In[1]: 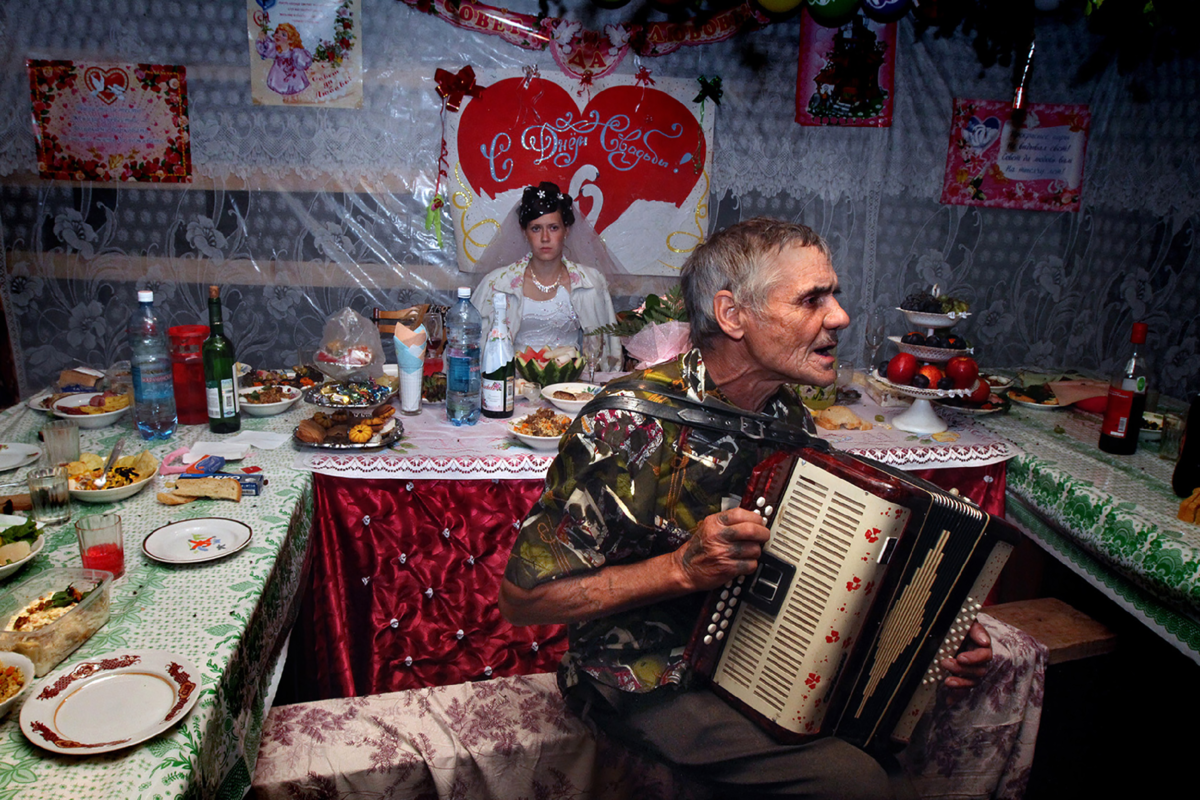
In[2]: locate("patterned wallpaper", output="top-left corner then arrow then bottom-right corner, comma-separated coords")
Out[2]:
1,1 -> 1197,401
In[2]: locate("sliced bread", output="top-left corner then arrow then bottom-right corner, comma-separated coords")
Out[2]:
172,477 -> 242,502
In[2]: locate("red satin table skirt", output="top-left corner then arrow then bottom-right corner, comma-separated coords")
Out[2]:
295,475 -> 567,700
292,463 -> 1005,700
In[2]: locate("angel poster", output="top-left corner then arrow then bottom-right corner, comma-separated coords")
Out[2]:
247,0 -> 362,108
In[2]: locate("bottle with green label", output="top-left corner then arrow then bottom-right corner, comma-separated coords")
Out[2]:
203,285 -> 241,434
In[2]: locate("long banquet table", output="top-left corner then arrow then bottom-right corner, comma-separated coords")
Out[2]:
0,402 -> 314,800
975,405 -> 1200,663
287,385 -> 1021,699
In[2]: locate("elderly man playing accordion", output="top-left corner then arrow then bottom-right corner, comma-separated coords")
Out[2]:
500,218 -> 1039,800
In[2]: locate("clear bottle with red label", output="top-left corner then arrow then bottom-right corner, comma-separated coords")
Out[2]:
1098,322 -> 1149,455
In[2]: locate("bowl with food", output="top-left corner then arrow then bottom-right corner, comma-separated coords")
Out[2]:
51,392 -> 131,429
509,408 -> 573,451
67,451 -> 159,503
238,385 -> 303,417
0,651 -> 36,721
0,567 -> 112,676
1140,412 -> 1164,442
541,383 -> 601,415
0,515 -> 45,582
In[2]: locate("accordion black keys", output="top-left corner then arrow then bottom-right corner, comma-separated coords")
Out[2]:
684,446 -> 1020,751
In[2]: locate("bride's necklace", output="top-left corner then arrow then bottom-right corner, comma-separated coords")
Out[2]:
528,264 -> 563,294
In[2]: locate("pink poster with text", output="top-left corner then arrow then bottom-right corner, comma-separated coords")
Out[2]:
28,60 -> 191,183
941,99 -> 1090,212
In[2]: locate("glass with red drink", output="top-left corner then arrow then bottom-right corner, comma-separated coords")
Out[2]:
75,513 -> 124,579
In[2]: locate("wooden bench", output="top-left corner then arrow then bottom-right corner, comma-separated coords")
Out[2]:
983,597 -> 1116,665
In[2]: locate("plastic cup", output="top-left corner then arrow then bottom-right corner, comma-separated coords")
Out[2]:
169,325 -> 209,425
41,420 -> 80,466
75,513 -> 124,579
28,466 -> 70,525
400,368 -> 423,415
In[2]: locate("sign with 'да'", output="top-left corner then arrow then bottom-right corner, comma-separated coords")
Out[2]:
447,70 -> 715,276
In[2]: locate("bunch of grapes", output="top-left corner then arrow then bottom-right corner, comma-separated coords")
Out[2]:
900,291 -> 941,313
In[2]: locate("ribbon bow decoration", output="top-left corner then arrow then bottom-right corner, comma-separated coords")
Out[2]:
693,75 -> 723,106
435,65 -> 484,112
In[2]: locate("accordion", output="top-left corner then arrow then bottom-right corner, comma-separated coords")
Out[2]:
684,445 -> 1019,752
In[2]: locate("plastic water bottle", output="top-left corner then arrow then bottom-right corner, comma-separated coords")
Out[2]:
128,290 -> 178,440
445,287 -> 482,426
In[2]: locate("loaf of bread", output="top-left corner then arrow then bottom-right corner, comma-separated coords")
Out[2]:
1179,488 -> 1200,525
171,477 -> 242,502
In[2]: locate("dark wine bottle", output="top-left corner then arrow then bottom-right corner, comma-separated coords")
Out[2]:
203,285 -> 241,434
1172,394 -> 1200,497
1099,322 -> 1148,455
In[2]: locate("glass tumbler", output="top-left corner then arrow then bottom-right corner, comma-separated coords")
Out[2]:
28,465 -> 71,525
75,513 -> 125,579
42,420 -> 80,466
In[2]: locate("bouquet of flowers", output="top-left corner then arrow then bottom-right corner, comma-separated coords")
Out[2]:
593,285 -> 690,369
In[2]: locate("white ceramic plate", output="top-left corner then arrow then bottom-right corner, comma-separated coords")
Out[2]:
0,651 -> 36,721
0,443 -> 40,472
540,382 -> 602,414
871,370 -> 973,401
142,517 -> 253,564
508,412 -> 572,451
26,392 -> 55,412
69,465 -> 158,504
237,385 -> 303,417
897,308 -> 971,329
20,649 -> 200,754
51,394 -> 129,429
0,514 -> 46,581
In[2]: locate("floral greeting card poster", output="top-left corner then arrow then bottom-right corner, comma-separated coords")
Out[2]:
247,0 -> 362,108
941,99 -> 1090,212
27,60 -> 191,183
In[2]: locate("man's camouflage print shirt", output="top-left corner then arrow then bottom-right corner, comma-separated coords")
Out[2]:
504,349 -> 813,693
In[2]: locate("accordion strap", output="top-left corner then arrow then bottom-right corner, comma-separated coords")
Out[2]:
582,379 -> 829,453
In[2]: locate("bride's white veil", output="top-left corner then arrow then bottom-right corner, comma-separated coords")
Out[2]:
464,199 -> 629,276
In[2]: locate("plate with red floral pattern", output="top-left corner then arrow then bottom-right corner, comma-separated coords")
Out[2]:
20,650 -> 200,754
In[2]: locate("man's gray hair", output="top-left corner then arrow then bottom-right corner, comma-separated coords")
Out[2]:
681,217 -> 832,349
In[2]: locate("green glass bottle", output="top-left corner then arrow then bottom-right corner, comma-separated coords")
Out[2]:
203,285 -> 241,433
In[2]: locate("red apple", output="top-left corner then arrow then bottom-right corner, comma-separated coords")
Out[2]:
917,364 -> 945,386
887,353 -> 918,385
968,378 -> 991,404
946,356 -> 980,390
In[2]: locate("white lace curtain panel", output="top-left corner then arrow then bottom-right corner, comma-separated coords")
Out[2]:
1,0 -> 1197,398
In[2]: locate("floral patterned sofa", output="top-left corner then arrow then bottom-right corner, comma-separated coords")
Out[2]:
250,614 -> 1045,800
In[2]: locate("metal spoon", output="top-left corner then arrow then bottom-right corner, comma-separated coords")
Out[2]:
92,437 -> 125,490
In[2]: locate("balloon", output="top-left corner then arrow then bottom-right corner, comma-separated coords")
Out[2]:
862,0 -> 910,22
805,0 -> 861,27
757,0 -> 806,14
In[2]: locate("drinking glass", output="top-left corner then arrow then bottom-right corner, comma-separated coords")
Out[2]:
864,308 -> 887,373
28,466 -> 70,525
582,333 -> 603,383
75,513 -> 124,579
41,420 -> 80,466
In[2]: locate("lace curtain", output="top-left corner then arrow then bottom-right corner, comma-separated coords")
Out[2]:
1,1 -> 1196,398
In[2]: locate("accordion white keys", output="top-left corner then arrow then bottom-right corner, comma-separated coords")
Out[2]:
684,446 -> 1019,752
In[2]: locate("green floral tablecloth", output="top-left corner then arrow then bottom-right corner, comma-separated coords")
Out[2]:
977,406 -> 1200,657
0,403 -> 313,800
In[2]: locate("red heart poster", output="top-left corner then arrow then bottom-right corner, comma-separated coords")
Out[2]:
448,71 -> 714,276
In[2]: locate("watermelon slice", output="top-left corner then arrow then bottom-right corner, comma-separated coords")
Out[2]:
515,345 -> 584,385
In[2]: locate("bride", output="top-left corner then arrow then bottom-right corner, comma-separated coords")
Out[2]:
471,182 -> 621,368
